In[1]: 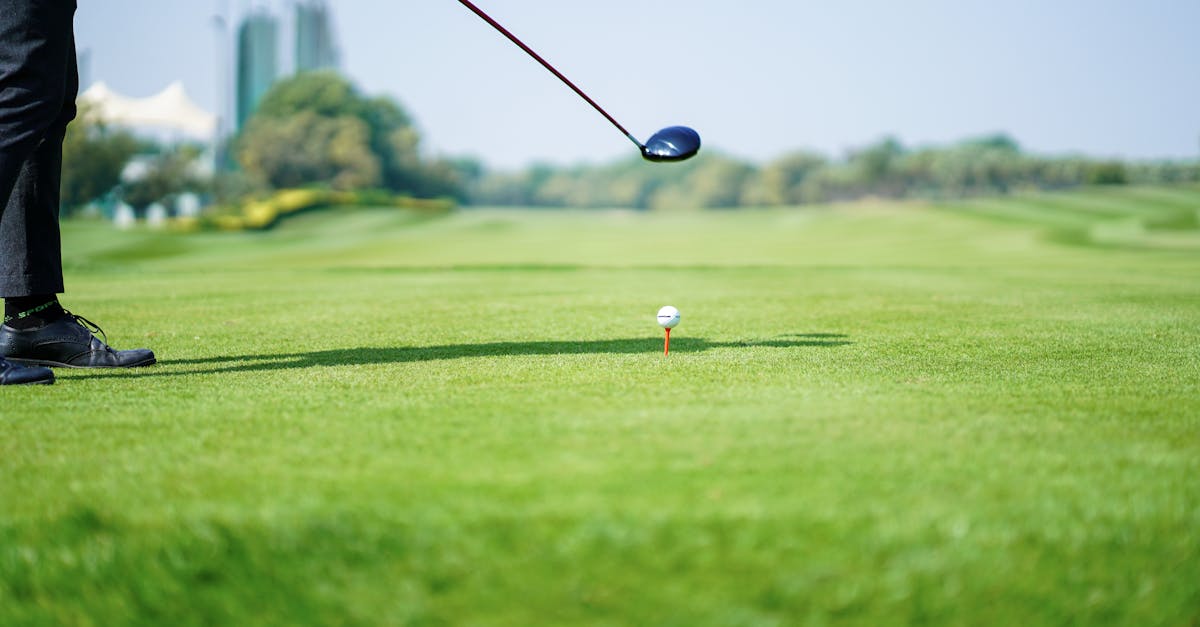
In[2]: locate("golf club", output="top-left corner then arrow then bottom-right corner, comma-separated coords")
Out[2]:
457,0 -> 701,162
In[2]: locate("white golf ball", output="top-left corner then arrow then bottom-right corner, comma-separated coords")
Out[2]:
656,305 -> 681,329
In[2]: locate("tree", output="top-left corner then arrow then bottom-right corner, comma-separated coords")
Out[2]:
742,151 -> 827,206
121,144 -> 207,213
1087,161 -> 1128,185
236,72 -> 459,197
847,136 -> 905,197
238,111 -> 380,190
60,102 -> 140,214
649,154 -> 754,210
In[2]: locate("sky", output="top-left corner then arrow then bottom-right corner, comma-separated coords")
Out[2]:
75,0 -> 1200,169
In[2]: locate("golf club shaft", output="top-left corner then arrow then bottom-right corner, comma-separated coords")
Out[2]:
457,0 -> 643,150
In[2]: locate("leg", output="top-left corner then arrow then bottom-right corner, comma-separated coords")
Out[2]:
0,0 -> 77,296
0,1 -> 150,373
0,0 -> 74,384
1,125 -> 69,296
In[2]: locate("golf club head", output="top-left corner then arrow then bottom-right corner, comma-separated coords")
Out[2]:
641,126 -> 701,162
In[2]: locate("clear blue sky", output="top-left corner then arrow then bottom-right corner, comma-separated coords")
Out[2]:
76,0 -> 1200,169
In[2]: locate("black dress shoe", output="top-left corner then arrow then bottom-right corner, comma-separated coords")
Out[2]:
0,357 -> 55,385
0,312 -> 156,369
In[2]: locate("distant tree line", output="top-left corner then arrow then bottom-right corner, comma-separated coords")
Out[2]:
59,71 -> 1199,216
464,135 -> 1200,209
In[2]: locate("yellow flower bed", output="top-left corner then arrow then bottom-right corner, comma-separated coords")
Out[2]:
192,189 -> 454,231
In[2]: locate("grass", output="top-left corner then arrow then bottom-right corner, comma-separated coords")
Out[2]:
2,186 -> 1199,625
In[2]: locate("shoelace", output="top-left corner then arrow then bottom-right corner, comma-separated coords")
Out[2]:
63,310 -> 110,348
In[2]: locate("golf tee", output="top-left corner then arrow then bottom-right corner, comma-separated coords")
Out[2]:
664,328 -> 671,356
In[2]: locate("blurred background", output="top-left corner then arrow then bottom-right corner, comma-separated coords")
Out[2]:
69,0 -> 1200,227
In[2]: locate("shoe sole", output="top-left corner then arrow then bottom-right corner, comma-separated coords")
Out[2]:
2,377 -> 55,385
6,356 -> 157,369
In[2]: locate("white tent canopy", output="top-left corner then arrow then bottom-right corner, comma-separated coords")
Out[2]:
80,81 -> 217,139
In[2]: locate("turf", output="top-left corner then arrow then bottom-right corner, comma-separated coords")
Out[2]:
2,187 -> 1199,625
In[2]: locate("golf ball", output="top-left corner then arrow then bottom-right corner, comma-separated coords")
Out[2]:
657,305 -> 681,329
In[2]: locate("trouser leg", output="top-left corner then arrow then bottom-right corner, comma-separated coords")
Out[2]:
1,127 -> 69,295
0,0 -> 78,297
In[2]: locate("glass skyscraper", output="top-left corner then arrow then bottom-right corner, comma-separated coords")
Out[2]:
295,1 -> 339,73
235,10 -> 279,130
233,2 -> 339,131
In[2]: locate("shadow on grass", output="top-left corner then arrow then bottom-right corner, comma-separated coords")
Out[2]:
67,334 -> 851,380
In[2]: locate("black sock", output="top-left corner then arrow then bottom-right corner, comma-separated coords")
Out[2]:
3,295 -> 65,330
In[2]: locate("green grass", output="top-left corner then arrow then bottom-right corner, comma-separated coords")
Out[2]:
2,186 -> 1199,625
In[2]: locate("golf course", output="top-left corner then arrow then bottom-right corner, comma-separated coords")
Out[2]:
2,186 -> 1198,624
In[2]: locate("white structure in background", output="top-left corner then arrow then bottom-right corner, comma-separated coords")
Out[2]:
146,203 -> 168,227
113,203 -> 136,229
80,81 -> 218,224
176,192 -> 202,218
79,81 -> 217,140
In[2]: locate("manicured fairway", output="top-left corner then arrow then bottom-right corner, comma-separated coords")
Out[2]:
2,187 -> 1199,625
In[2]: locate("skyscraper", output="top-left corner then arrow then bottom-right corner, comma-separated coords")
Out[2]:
295,1 -> 339,74
235,9 -> 279,130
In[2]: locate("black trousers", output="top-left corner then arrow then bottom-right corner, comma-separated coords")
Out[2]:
0,0 -> 77,297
